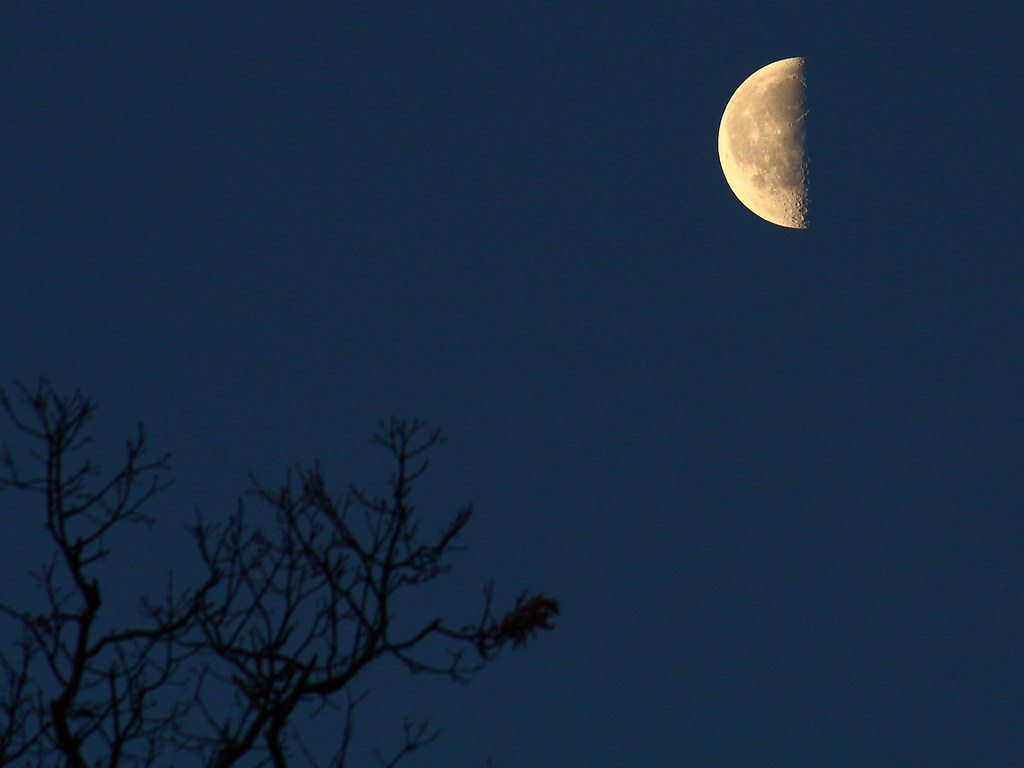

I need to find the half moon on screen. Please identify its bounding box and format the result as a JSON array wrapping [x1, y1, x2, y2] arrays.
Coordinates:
[[718, 57, 808, 229]]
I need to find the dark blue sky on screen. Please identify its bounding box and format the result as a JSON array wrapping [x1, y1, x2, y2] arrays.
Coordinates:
[[2, 2, 1023, 765]]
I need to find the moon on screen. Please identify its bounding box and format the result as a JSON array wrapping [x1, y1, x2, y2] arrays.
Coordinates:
[[718, 57, 808, 229]]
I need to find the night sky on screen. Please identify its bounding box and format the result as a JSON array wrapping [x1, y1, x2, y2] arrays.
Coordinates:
[[2, 2, 1023, 766]]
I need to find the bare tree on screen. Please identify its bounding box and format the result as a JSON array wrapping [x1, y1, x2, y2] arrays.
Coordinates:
[[0, 380, 217, 768], [0, 380, 558, 768]]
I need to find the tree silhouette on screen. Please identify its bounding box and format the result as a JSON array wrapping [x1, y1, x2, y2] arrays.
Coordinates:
[[0, 379, 558, 767]]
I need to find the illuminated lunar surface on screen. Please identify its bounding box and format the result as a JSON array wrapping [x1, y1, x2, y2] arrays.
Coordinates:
[[718, 57, 808, 229]]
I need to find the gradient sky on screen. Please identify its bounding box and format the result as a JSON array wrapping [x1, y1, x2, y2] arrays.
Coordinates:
[[2, 2, 1023, 766]]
